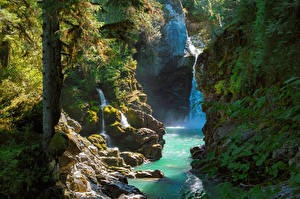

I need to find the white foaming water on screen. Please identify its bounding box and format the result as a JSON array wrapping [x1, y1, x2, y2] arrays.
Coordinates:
[[166, 126, 186, 129], [96, 88, 107, 134], [119, 111, 130, 128], [184, 172, 203, 193]]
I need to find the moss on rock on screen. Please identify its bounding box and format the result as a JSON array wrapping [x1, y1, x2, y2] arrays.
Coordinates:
[[103, 105, 121, 125], [106, 122, 126, 138], [87, 134, 107, 151], [48, 132, 69, 156], [126, 108, 144, 129]]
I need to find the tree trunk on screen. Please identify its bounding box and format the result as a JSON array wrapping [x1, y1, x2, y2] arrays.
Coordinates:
[[0, 32, 10, 68], [42, 1, 63, 152]]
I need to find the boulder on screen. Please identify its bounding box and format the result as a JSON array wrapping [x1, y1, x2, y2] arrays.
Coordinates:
[[126, 108, 166, 139], [108, 166, 134, 178], [106, 122, 126, 138], [101, 180, 144, 198], [104, 105, 121, 124], [87, 134, 107, 151], [67, 118, 82, 133], [135, 128, 159, 145], [66, 171, 89, 193], [135, 170, 164, 178], [101, 157, 126, 167], [120, 152, 145, 167], [190, 145, 206, 159], [140, 143, 162, 161], [107, 147, 121, 158]]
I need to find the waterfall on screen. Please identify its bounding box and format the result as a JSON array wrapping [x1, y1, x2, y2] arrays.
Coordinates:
[[96, 88, 130, 132], [187, 40, 206, 129], [96, 88, 112, 145], [97, 88, 107, 133], [119, 111, 130, 128]]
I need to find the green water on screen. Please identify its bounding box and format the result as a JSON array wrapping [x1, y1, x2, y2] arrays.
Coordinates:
[[129, 127, 205, 199]]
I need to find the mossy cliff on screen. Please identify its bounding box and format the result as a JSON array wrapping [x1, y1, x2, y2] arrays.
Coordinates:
[[191, 0, 300, 196]]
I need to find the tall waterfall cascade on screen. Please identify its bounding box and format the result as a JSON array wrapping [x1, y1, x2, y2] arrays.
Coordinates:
[[164, 2, 206, 128], [187, 38, 206, 129]]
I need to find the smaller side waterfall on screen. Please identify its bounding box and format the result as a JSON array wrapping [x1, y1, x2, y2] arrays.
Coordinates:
[[96, 88, 131, 133], [96, 88, 112, 145], [97, 88, 107, 133], [120, 111, 130, 128]]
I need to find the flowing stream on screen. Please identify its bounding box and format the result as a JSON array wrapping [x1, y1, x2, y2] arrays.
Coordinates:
[[129, 127, 206, 198]]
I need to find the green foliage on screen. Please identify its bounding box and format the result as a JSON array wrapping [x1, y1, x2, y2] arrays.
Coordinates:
[[0, 131, 58, 198], [0, 0, 43, 129], [193, 0, 300, 197]]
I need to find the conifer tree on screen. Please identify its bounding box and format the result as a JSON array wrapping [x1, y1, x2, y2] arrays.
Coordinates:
[[42, 0, 62, 151]]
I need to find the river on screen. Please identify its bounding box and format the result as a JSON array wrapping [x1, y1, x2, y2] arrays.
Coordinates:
[[129, 127, 206, 199]]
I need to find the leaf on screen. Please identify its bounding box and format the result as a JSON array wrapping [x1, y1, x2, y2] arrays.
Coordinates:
[[256, 152, 269, 166], [284, 77, 299, 84]]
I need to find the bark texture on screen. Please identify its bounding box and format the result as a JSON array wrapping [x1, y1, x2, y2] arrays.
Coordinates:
[[0, 32, 10, 68], [42, 1, 63, 151]]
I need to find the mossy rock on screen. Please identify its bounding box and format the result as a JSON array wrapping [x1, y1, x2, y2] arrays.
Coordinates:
[[126, 108, 144, 129], [124, 126, 137, 135], [108, 166, 134, 178], [48, 132, 69, 156], [103, 105, 121, 125], [106, 122, 126, 138], [87, 134, 107, 151]]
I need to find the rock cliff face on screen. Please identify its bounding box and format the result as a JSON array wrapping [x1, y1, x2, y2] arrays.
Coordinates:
[[135, 0, 194, 124]]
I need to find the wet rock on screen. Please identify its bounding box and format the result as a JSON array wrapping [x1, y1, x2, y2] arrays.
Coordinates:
[[120, 152, 145, 167], [190, 145, 206, 159], [59, 112, 82, 133], [135, 170, 164, 178], [108, 167, 135, 178], [101, 180, 144, 198]]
